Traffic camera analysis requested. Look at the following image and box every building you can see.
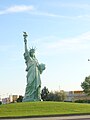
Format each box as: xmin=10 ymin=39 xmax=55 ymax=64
xmin=65 ymin=90 xmax=90 ymax=102
xmin=2 ymin=97 xmax=10 ymax=104
xmin=9 ymin=95 xmax=19 ymax=103
xmin=1 ymin=95 xmax=19 ymax=104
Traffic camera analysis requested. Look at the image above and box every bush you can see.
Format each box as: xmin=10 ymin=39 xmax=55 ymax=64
xmin=0 ymin=101 xmax=2 ymax=105
xmin=46 ymin=91 xmax=66 ymax=102
xmin=17 ymin=96 xmax=23 ymax=102
xmin=41 ymin=87 xmax=49 ymax=101
xmin=75 ymin=100 xmax=90 ymax=103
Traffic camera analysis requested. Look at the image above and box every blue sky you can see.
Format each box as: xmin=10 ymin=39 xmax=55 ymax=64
xmin=1 ymin=0 xmax=90 ymax=97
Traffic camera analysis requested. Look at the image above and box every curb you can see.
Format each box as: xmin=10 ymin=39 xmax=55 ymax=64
xmin=0 ymin=113 xmax=90 ymax=119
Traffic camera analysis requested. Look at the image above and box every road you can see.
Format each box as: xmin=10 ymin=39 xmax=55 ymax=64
xmin=0 ymin=115 xmax=90 ymax=120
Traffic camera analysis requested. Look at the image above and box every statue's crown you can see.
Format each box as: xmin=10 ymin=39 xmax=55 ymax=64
xmin=29 ymin=47 xmax=35 ymax=53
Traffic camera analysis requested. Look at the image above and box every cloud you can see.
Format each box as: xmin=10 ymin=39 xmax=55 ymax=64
xmin=52 ymin=2 xmax=90 ymax=10
xmin=30 ymin=11 xmax=65 ymax=18
xmin=28 ymin=7 xmax=90 ymax=21
xmin=29 ymin=11 xmax=90 ymax=21
xmin=34 ymin=31 xmax=90 ymax=56
xmin=0 ymin=5 xmax=68 ymax=18
xmin=0 ymin=5 xmax=90 ymax=21
xmin=48 ymin=32 xmax=90 ymax=49
xmin=0 ymin=5 xmax=34 ymax=15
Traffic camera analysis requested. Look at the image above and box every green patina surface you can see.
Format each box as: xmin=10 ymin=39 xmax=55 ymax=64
xmin=23 ymin=32 xmax=45 ymax=102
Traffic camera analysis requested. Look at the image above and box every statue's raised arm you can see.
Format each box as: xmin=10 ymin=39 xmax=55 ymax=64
xmin=23 ymin=32 xmax=28 ymax=53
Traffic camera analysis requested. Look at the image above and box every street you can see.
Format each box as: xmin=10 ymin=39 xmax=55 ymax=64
xmin=0 ymin=115 xmax=90 ymax=120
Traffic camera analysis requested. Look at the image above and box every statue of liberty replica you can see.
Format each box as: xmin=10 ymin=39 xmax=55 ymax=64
xmin=23 ymin=32 xmax=45 ymax=102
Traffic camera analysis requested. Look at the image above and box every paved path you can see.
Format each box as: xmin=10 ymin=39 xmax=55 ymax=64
xmin=1 ymin=115 xmax=90 ymax=120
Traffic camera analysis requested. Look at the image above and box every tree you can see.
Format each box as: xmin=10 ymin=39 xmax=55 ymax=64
xmin=0 ymin=101 xmax=2 ymax=105
xmin=41 ymin=87 xmax=66 ymax=101
xmin=81 ymin=75 xmax=90 ymax=95
xmin=41 ymin=87 xmax=49 ymax=101
xmin=46 ymin=92 xmax=54 ymax=101
xmin=59 ymin=90 xmax=66 ymax=101
xmin=47 ymin=90 xmax=66 ymax=101
xmin=17 ymin=96 xmax=23 ymax=102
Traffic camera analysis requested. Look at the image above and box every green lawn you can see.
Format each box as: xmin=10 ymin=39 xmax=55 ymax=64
xmin=0 ymin=101 xmax=90 ymax=117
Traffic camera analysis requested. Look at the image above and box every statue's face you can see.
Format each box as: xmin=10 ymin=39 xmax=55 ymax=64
xmin=30 ymin=52 xmax=35 ymax=57
xmin=29 ymin=48 xmax=35 ymax=57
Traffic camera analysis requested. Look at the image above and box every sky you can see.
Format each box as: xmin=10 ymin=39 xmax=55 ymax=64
xmin=0 ymin=0 xmax=90 ymax=98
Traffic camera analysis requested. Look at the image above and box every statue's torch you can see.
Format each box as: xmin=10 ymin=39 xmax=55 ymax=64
xmin=23 ymin=32 xmax=28 ymax=44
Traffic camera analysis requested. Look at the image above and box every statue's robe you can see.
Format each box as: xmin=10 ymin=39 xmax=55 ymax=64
xmin=23 ymin=51 xmax=41 ymax=101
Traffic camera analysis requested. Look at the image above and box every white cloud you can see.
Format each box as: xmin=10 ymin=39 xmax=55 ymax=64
xmin=48 ymin=32 xmax=90 ymax=49
xmin=0 ymin=5 xmax=34 ymax=15
xmin=30 ymin=11 xmax=90 ymax=21
xmin=53 ymin=3 xmax=90 ymax=10
xmin=0 ymin=5 xmax=90 ymax=21
xmin=7 ymin=5 xmax=34 ymax=12
xmin=30 ymin=11 xmax=65 ymax=18
xmin=34 ymin=31 xmax=90 ymax=56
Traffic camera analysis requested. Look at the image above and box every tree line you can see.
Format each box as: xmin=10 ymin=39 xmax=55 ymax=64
xmin=1 ymin=75 xmax=90 ymax=104
xmin=41 ymin=86 xmax=66 ymax=101
xmin=16 ymin=87 xmax=66 ymax=102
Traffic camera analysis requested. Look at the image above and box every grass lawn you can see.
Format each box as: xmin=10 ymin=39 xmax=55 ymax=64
xmin=0 ymin=101 xmax=90 ymax=117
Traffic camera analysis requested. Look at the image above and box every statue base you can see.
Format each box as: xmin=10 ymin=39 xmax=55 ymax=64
xmin=23 ymin=96 xmax=41 ymax=102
